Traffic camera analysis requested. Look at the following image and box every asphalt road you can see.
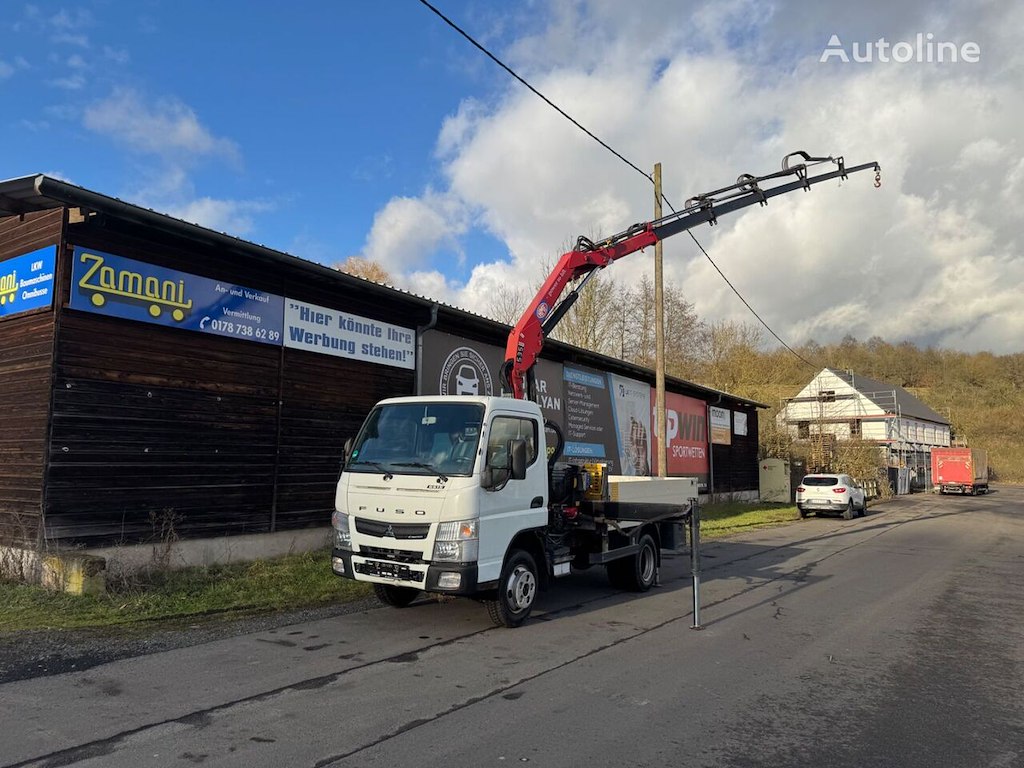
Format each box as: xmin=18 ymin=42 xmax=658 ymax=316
xmin=2 ymin=488 xmax=1022 ymax=768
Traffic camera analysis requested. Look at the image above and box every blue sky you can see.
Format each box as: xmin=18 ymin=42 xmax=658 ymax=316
xmin=3 ymin=1 xmax=515 ymax=274
xmin=3 ymin=1 xmax=1023 ymax=353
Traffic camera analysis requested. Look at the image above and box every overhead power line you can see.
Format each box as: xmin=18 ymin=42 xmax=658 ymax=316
xmin=417 ymin=0 xmax=653 ymax=184
xmin=419 ymin=0 xmax=820 ymax=370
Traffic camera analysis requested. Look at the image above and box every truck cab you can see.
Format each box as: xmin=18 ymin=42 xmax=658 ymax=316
xmin=331 ymin=396 xmax=549 ymax=624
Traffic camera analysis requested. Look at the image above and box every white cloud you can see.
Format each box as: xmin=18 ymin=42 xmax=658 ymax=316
xmin=102 ymin=46 xmax=130 ymax=65
xmin=48 ymin=72 xmax=86 ymax=90
xmin=83 ymin=88 xmax=241 ymax=165
xmin=166 ymin=197 xmax=274 ymax=236
xmin=52 ymin=32 xmax=88 ymax=47
xmin=361 ymin=193 xmax=466 ymax=274
xmin=0 ymin=61 xmax=13 ymax=79
xmin=364 ymin=0 xmax=1024 ymax=354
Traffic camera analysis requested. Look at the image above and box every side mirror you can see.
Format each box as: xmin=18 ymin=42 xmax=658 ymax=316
xmin=339 ymin=437 xmax=354 ymax=477
xmin=482 ymin=438 xmax=528 ymax=491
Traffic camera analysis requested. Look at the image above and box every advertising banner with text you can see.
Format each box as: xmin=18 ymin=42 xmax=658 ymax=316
xmin=284 ymin=299 xmax=415 ymax=369
xmin=562 ymin=365 xmax=619 ymax=468
xmin=70 ymin=247 xmax=283 ymax=345
xmin=0 ymin=245 xmax=56 ymax=319
xmin=608 ymin=373 xmax=652 ymax=476
xmin=651 ymin=390 xmax=709 ymax=490
xmin=418 ymin=330 xmax=563 ymax=424
xmin=710 ymin=405 xmax=732 ymax=445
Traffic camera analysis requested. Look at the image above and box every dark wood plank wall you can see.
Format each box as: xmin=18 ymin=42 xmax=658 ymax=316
xmin=276 ymin=349 xmax=413 ymax=530
xmin=273 ymin=280 xmax=418 ymax=531
xmin=43 ymin=218 xmax=420 ymax=546
xmin=47 ymin=312 xmax=282 ymax=542
xmin=0 ymin=210 xmax=63 ymax=545
xmin=711 ymin=407 xmax=759 ymax=494
xmin=2 ymin=211 xmax=762 ymax=548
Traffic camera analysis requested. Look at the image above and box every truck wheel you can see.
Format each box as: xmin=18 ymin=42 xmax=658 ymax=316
xmin=843 ymin=500 xmax=854 ymax=520
xmin=373 ymin=584 xmax=419 ymax=608
xmin=486 ymin=549 xmax=538 ymax=628
xmin=609 ymin=533 xmax=658 ymax=593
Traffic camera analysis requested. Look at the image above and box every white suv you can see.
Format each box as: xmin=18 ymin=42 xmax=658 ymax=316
xmin=796 ymin=473 xmax=866 ymax=520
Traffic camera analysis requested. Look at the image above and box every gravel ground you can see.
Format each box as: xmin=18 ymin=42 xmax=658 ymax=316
xmin=0 ymin=595 xmax=381 ymax=685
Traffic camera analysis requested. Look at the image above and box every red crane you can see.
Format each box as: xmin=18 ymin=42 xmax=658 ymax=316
xmin=501 ymin=152 xmax=881 ymax=400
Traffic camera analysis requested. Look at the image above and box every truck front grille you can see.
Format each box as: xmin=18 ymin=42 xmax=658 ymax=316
xmin=359 ymin=546 xmax=425 ymax=564
xmin=355 ymin=519 xmax=430 ymax=540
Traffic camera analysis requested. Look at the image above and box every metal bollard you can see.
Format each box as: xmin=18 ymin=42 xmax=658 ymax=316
xmin=690 ymin=501 xmax=703 ymax=630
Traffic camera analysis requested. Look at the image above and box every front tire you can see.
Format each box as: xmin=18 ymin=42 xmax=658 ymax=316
xmin=373 ymin=584 xmax=419 ymax=608
xmin=486 ymin=549 xmax=538 ymax=628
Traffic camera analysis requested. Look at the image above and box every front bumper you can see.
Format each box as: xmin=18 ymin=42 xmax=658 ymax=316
xmin=332 ymin=548 xmax=483 ymax=596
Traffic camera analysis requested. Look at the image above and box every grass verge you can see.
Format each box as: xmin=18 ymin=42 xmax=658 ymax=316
xmin=2 ymin=503 xmax=804 ymax=632
xmin=0 ymin=549 xmax=371 ymax=632
xmin=700 ymin=501 xmax=802 ymax=539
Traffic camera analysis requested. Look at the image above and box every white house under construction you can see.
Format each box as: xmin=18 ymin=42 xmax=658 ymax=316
xmin=777 ymin=368 xmax=951 ymax=490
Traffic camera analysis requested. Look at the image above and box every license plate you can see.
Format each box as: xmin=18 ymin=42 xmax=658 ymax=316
xmin=358 ymin=560 xmax=412 ymax=580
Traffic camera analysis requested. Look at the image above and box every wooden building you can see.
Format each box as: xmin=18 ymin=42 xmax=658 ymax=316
xmin=0 ymin=174 xmax=763 ymax=561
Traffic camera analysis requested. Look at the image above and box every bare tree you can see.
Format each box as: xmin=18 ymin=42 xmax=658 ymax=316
xmin=484 ymin=283 xmax=529 ymax=326
xmin=608 ymin=274 xmax=705 ymax=375
xmin=336 ymin=257 xmax=392 ymax=284
xmin=698 ymin=320 xmax=765 ymax=393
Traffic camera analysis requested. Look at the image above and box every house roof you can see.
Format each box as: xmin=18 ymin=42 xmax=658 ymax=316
xmin=0 ymin=173 xmax=768 ymax=410
xmin=825 ymin=368 xmax=949 ymax=425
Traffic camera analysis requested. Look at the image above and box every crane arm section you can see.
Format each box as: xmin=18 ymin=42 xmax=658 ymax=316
xmin=501 ymin=153 xmax=881 ymax=400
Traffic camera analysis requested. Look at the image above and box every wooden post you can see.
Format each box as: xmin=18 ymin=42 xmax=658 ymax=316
xmin=654 ymin=163 xmax=667 ymax=477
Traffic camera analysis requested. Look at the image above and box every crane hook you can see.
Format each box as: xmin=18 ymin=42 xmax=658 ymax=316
xmin=874 ymin=170 xmax=882 ymax=188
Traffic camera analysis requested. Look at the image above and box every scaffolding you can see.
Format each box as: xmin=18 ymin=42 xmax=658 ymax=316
xmin=778 ymin=374 xmax=944 ymax=492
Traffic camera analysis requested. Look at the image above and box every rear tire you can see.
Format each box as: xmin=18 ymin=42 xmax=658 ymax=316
xmin=373 ymin=584 xmax=420 ymax=608
xmin=798 ymin=505 xmax=809 ymax=519
xmin=607 ymin=533 xmax=658 ymax=592
xmin=843 ymin=500 xmax=855 ymax=520
xmin=486 ymin=549 xmax=538 ymax=628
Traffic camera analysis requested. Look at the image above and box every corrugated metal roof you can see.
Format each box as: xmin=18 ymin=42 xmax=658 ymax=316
xmin=0 ymin=173 xmax=767 ymax=409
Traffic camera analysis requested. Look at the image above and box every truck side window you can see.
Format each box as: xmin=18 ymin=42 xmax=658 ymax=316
xmin=486 ymin=416 xmax=538 ymax=468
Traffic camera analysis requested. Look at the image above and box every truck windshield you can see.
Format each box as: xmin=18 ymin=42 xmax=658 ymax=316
xmin=349 ymin=402 xmax=485 ymax=477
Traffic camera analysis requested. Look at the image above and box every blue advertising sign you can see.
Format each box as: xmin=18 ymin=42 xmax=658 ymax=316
xmin=70 ymin=247 xmax=284 ymax=345
xmin=562 ymin=365 xmax=617 ymax=467
xmin=0 ymin=245 xmax=57 ymax=318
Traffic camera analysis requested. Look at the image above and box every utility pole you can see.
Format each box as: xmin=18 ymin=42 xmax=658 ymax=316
xmin=654 ymin=163 xmax=667 ymax=477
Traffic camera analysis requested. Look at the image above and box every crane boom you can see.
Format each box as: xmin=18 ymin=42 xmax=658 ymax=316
xmin=501 ymin=153 xmax=881 ymax=400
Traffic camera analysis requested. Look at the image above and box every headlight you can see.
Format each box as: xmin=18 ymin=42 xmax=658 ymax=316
xmin=332 ymin=510 xmax=352 ymax=551
xmin=432 ymin=519 xmax=479 ymax=563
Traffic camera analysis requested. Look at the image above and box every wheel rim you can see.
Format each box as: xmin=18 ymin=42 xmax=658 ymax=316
xmin=639 ymin=543 xmax=656 ymax=585
xmin=504 ymin=564 xmax=536 ymax=614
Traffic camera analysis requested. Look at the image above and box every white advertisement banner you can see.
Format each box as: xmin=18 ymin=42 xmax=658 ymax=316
xmin=284 ymin=299 xmax=415 ymax=369
xmin=734 ymin=411 xmax=748 ymax=436
xmin=709 ymin=405 xmax=732 ymax=445
xmin=609 ymin=373 xmax=652 ymax=475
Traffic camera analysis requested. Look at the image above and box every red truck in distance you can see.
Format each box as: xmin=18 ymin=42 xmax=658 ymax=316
xmin=931 ymin=447 xmax=989 ymax=495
